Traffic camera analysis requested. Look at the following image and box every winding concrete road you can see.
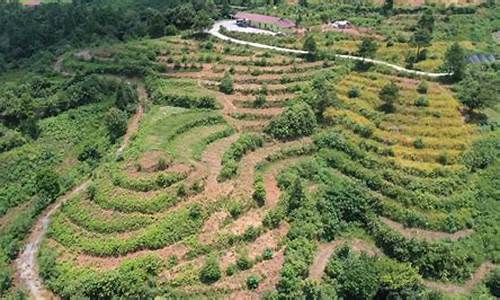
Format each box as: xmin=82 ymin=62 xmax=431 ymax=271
xmin=208 ymin=20 xmax=451 ymax=78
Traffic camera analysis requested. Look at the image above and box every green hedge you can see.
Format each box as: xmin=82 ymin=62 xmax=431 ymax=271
xmin=49 ymin=205 xmax=205 ymax=256
xmin=218 ymin=133 xmax=265 ymax=181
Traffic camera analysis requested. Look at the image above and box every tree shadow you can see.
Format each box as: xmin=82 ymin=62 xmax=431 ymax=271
xmin=463 ymin=110 xmax=488 ymax=125
xmin=354 ymin=61 xmax=373 ymax=72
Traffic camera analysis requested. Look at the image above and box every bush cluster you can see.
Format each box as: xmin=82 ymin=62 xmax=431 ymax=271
xmin=265 ymin=103 xmax=317 ymax=141
xmin=218 ymin=134 xmax=265 ymax=181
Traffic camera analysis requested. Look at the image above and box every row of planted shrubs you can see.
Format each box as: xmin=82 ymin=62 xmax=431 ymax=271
xmin=145 ymin=76 xmax=218 ymax=109
xmin=218 ymin=133 xmax=265 ymax=181
xmin=90 ymin=177 xmax=203 ymax=214
xmin=314 ymin=130 xmax=470 ymax=210
xmin=62 ymin=195 xmax=155 ymax=234
xmin=273 ymin=160 xmax=480 ymax=297
xmin=48 ymin=204 xmax=205 ymax=256
xmin=39 ymin=248 xmax=164 ymax=299
xmin=112 ymin=171 xmax=186 ymax=192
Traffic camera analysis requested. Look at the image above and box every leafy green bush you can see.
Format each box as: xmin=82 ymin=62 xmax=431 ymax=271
xmin=219 ymin=134 xmax=264 ymax=181
xmin=417 ymin=81 xmax=428 ymax=94
xmin=254 ymin=94 xmax=267 ymax=108
xmin=199 ymin=256 xmax=222 ymax=284
xmin=348 ymin=86 xmax=361 ymax=98
xmin=105 ymin=107 xmax=128 ymax=142
xmin=112 ymin=171 xmax=186 ymax=192
xmin=486 ymin=267 xmax=500 ymax=297
xmin=242 ymin=226 xmax=261 ymax=242
xmin=219 ymin=72 xmax=234 ymax=94
xmin=413 ymin=138 xmax=425 ymax=149
xmin=253 ymin=175 xmax=266 ymax=207
xmin=325 ymin=246 xmax=380 ymax=300
xmin=78 ymin=144 xmax=101 ymax=162
xmin=462 ymin=133 xmax=499 ymax=171
xmin=262 ymin=248 xmax=273 ymax=260
xmin=226 ymin=264 xmax=238 ymax=276
xmin=415 ymin=97 xmax=429 ymax=107
xmin=266 ymin=103 xmax=317 ymax=141
xmin=237 ymin=255 xmax=253 ymax=271
xmin=246 ymin=275 xmax=261 ymax=290
xmin=115 ymin=82 xmax=138 ymax=114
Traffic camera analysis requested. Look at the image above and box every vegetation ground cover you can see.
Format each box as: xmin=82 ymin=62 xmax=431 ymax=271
xmin=1 ymin=1 xmax=498 ymax=299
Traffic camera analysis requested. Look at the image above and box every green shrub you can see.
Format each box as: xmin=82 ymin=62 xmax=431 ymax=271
xmin=353 ymin=124 xmax=374 ymax=138
xmin=246 ymin=275 xmax=261 ymax=290
xmin=115 ymin=82 xmax=138 ymax=114
xmin=486 ymin=268 xmax=500 ymax=297
xmin=325 ymin=248 xmax=380 ymax=300
xmin=229 ymin=201 xmax=243 ymax=219
xmin=417 ymin=81 xmax=429 ymax=94
xmin=253 ymin=175 xmax=266 ymax=207
xmin=242 ymin=226 xmax=261 ymax=242
xmin=262 ymin=248 xmax=273 ymax=260
xmin=437 ymin=152 xmax=451 ymax=165
xmin=199 ymin=256 xmax=222 ymax=284
xmin=265 ymin=103 xmax=317 ymax=141
xmin=462 ymin=133 xmax=499 ymax=171
xmin=415 ymin=97 xmax=429 ymax=107
xmin=105 ymin=107 xmax=128 ymax=142
xmin=219 ymin=134 xmax=265 ymax=181
xmin=237 ymin=255 xmax=253 ymax=271
xmin=219 ymin=72 xmax=234 ymax=94
xmin=413 ymin=138 xmax=425 ymax=149
xmin=254 ymin=94 xmax=267 ymax=108
xmin=226 ymin=264 xmax=238 ymax=276
xmin=35 ymin=168 xmax=60 ymax=200
xmin=263 ymin=208 xmax=285 ymax=229
xmin=78 ymin=144 xmax=101 ymax=162
xmin=348 ymin=86 xmax=361 ymax=98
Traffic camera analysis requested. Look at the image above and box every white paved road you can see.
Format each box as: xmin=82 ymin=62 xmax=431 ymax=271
xmin=208 ymin=20 xmax=451 ymax=78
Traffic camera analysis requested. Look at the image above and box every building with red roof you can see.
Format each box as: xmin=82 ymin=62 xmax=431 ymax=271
xmin=232 ymin=12 xmax=296 ymax=33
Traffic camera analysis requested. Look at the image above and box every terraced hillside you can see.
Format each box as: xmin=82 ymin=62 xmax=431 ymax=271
xmin=17 ymin=36 xmax=499 ymax=299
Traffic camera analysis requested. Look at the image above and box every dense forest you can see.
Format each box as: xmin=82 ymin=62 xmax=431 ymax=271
xmin=0 ymin=0 xmax=220 ymax=67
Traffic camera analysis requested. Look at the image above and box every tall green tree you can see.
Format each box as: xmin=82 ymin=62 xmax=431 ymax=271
xmin=457 ymin=67 xmax=499 ymax=113
xmin=288 ymin=177 xmax=306 ymax=213
xmin=116 ymin=83 xmax=138 ymax=114
xmin=379 ymin=83 xmax=400 ymax=113
xmin=444 ymin=42 xmax=467 ymax=81
xmin=383 ymin=0 xmax=394 ymax=15
xmin=411 ymin=28 xmax=432 ymax=59
xmin=312 ymin=75 xmax=337 ymax=122
xmin=105 ymin=108 xmax=128 ymax=142
xmin=417 ymin=9 xmax=435 ymax=33
xmin=35 ymin=169 xmax=60 ymax=200
xmin=357 ymin=38 xmax=378 ymax=61
xmin=303 ymin=35 xmax=318 ymax=61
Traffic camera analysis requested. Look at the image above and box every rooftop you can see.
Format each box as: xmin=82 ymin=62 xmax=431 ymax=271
xmin=232 ymin=12 xmax=296 ymax=29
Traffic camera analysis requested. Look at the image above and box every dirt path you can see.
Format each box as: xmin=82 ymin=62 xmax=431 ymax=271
xmin=14 ymin=180 xmax=91 ymax=300
xmin=423 ymin=262 xmax=497 ymax=294
xmin=381 ymin=217 xmax=474 ymax=241
xmin=308 ymin=239 xmax=381 ymax=281
xmin=117 ymin=85 xmax=146 ymax=156
xmin=308 ymin=238 xmax=496 ymax=295
xmin=14 ymin=85 xmax=148 ymax=300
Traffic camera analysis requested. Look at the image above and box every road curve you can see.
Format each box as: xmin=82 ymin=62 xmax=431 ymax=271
xmin=208 ymin=20 xmax=451 ymax=78
xmin=15 ymin=181 xmax=91 ymax=300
